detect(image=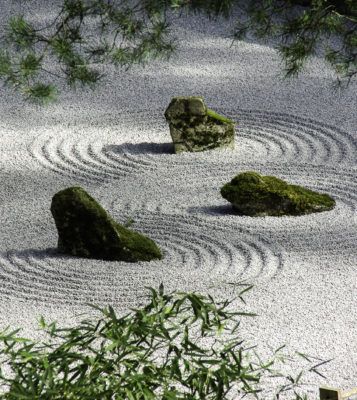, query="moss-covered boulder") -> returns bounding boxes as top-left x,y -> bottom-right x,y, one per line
220,171 -> 335,216
50,187 -> 162,262
164,96 -> 235,153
